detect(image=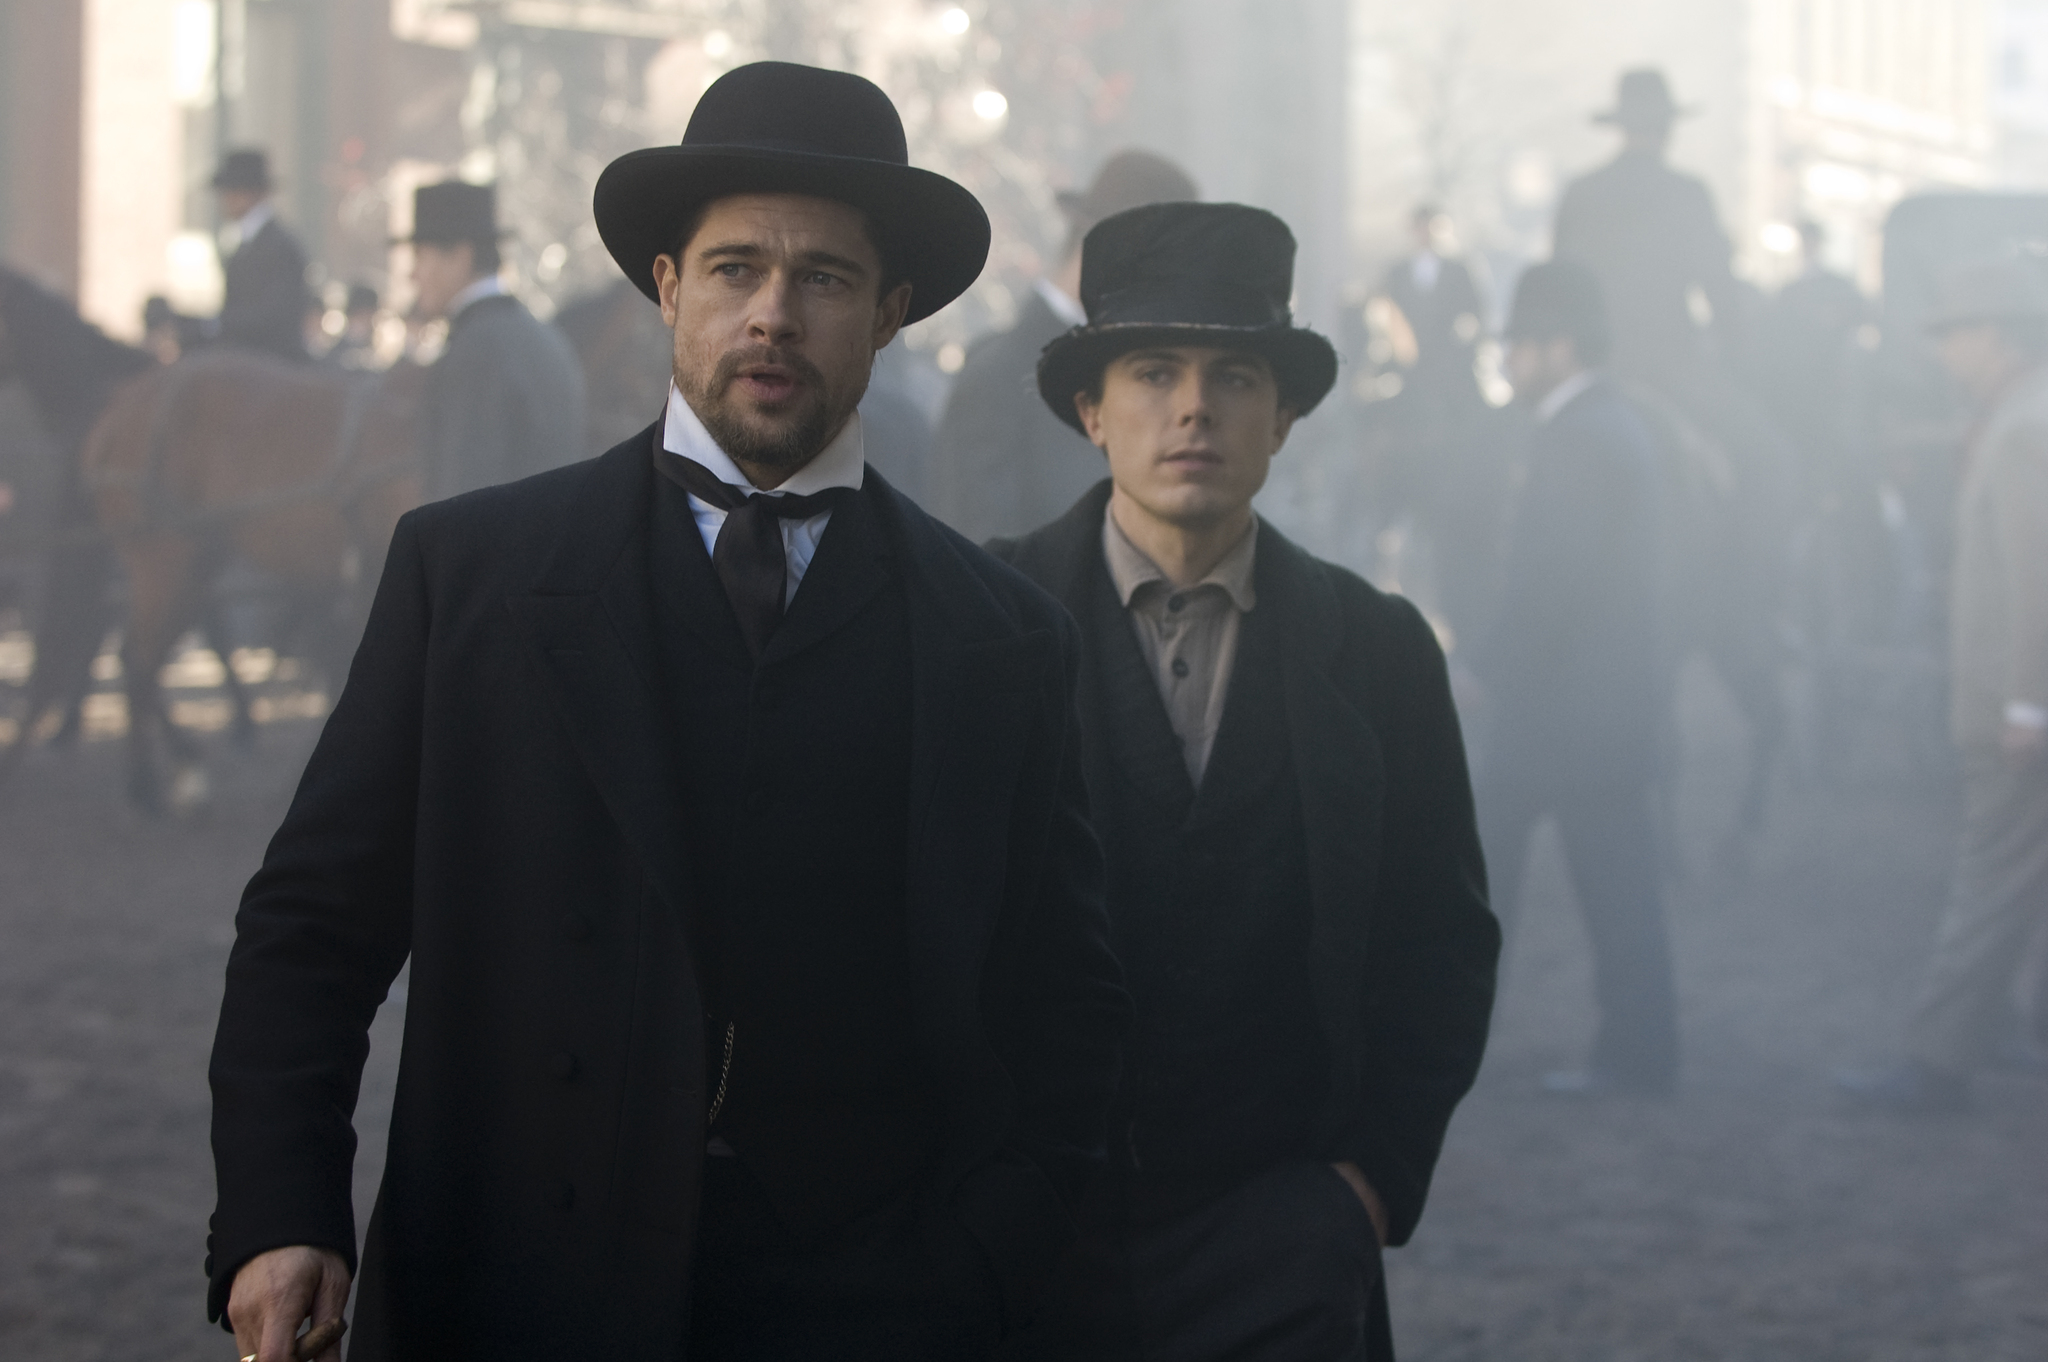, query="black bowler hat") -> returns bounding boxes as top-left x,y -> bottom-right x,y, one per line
1055,150 -> 1199,236
1593,69 -> 1696,131
211,148 -> 273,193
1504,260 -> 1613,365
395,181 -> 509,248
595,62 -> 988,324
1035,202 -> 1339,434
